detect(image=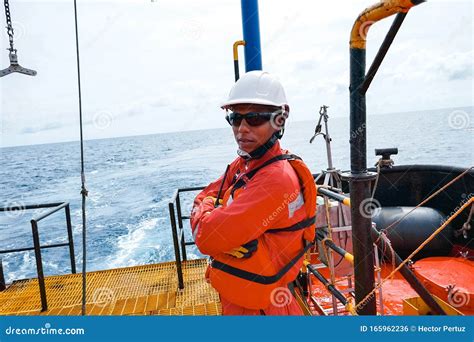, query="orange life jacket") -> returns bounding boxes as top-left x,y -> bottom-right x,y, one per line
208,154 -> 316,310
